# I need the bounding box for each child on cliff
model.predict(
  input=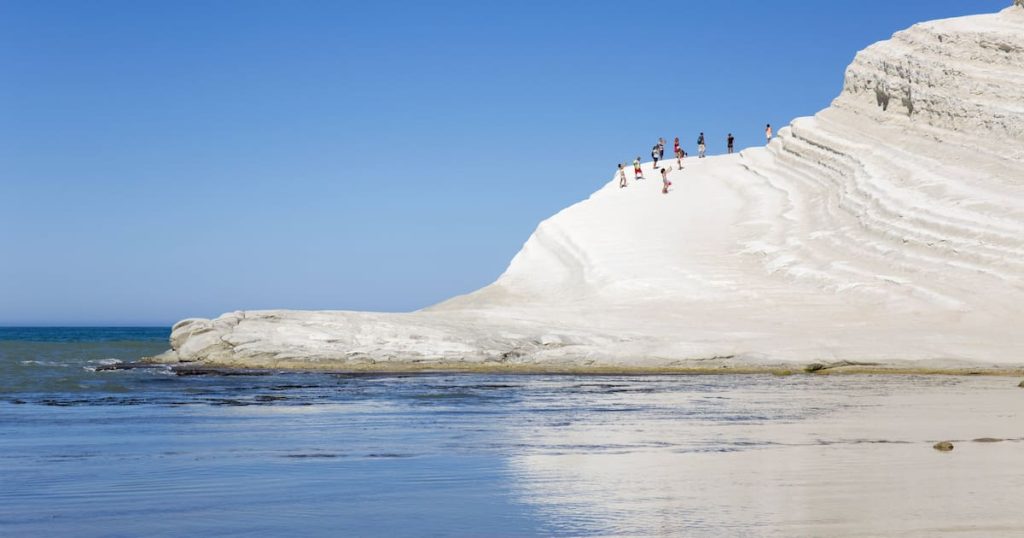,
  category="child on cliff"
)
[633,157,644,179]
[765,124,773,143]
[697,132,706,158]
[674,137,684,168]
[661,167,672,194]
[651,145,660,170]
[618,163,628,188]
